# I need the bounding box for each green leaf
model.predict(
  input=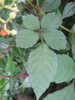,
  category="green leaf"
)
[10,46,21,57]
[73,56,75,61]
[5,55,16,75]
[53,54,75,83]
[42,0,61,12]
[41,12,62,30]
[28,43,58,99]
[62,2,75,19]
[9,97,13,100]
[54,9,62,19]
[42,30,66,50]
[20,77,31,88]
[16,29,39,48]
[72,44,75,60]
[0,38,9,49]
[5,0,10,4]
[0,79,9,92]
[72,44,75,55]
[17,4,24,13]
[10,46,25,64]
[68,24,75,44]
[0,57,7,69]
[43,82,75,100]
[22,14,40,30]
[38,0,45,6]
